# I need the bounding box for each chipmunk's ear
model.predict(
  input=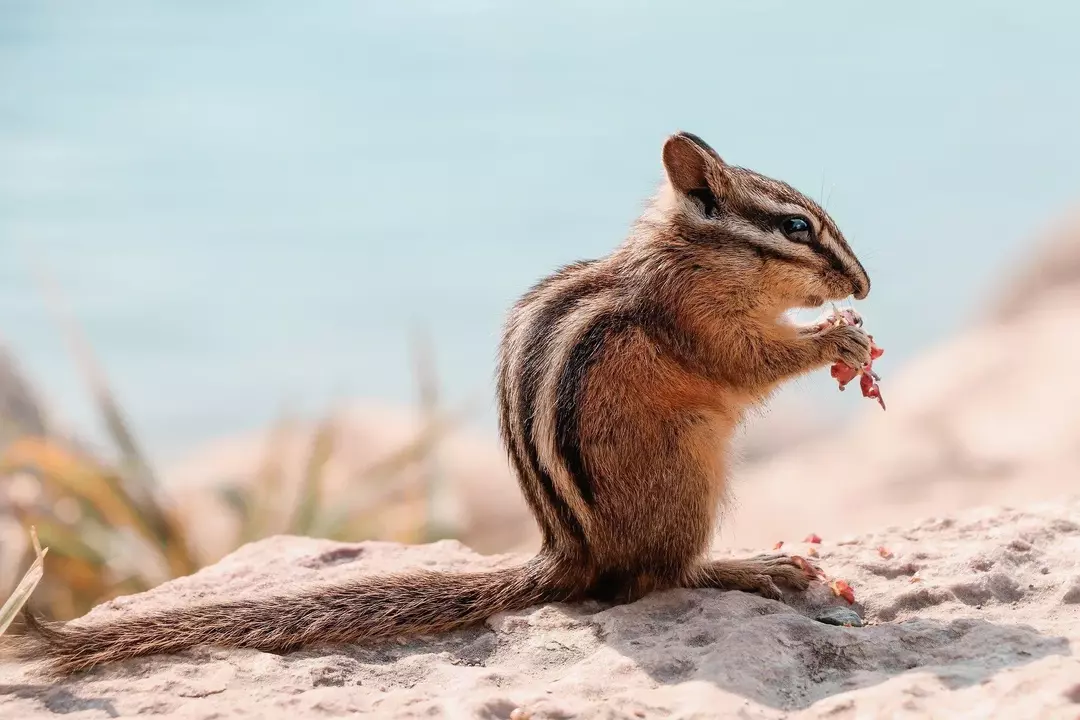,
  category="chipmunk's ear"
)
[662,131,729,201]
